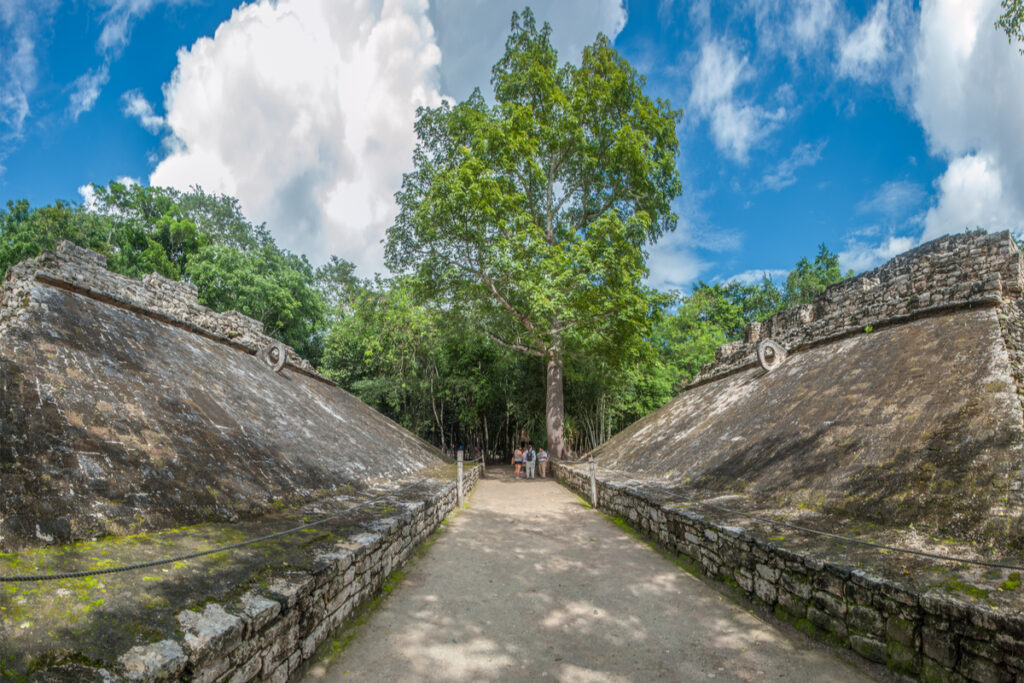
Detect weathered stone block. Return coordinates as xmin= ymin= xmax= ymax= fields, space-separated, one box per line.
xmin=178 ymin=604 xmax=244 ymax=661
xmin=778 ymin=589 xmax=808 ymax=619
xmin=812 ymin=589 xmax=846 ymax=618
xmin=754 ymin=577 xmax=777 ymax=604
xmin=850 ymin=634 xmax=887 ymax=664
xmin=119 ymin=639 xmax=188 ymax=682
xmin=807 ymin=606 xmax=847 ymax=640
xmin=238 ymin=591 xmax=281 ymax=636
xmin=923 ymin=627 xmax=959 ymax=668
xmin=886 ymin=615 xmax=917 ymax=647
xmin=959 ymin=653 xmax=1005 ymax=683
xmin=886 ymin=639 xmax=919 ymax=676
xmin=848 ymin=605 xmax=884 ymax=636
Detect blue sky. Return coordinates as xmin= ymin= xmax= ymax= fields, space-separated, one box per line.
xmin=1 ymin=0 xmax=1022 ymax=292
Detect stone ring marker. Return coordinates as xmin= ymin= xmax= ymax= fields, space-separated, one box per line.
xmin=757 ymin=339 xmax=787 ymax=372
xmin=258 ymin=341 xmax=287 ymax=373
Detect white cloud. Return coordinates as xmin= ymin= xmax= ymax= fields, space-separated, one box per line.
xmin=913 ymin=0 xmax=1024 ymax=239
xmin=726 ymin=268 xmax=789 ymax=286
xmin=856 ymin=179 xmax=926 ymax=219
xmin=922 ymin=154 xmax=1021 ymax=238
xmin=746 ymin=0 xmax=839 ymax=58
xmin=646 ymin=227 xmax=710 ymax=292
xmin=427 ymin=1 xmax=626 ymax=101
xmin=689 ymin=39 xmax=786 ymax=163
xmin=0 ymin=0 xmax=58 ymax=144
xmin=121 ymin=89 xmax=165 ymax=133
xmin=838 ymin=0 xmax=889 ymax=80
xmin=151 ymin=0 xmax=625 ymax=276
xmin=839 ymin=233 xmax=918 ymax=273
xmin=68 ymin=65 xmax=110 ymax=120
xmin=78 ymin=176 xmax=138 ymax=210
xmin=760 ymin=140 xmax=826 ymax=191
xmin=97 ymin=0 xmax=187 ymax=55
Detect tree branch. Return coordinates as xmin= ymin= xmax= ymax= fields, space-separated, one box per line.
xmin=484 ymin=329 xmax=546 ymax=357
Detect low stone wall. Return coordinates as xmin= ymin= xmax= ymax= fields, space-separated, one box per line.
xmin=554 ymin=462 xmax=1024 ymax=682
xmin=113 ymin=466 xmax=480 ymax=682
xmin=694 ymin=230 xmax=1023 ymax=386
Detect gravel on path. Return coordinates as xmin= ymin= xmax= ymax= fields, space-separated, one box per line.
xmin=305 ymin=467 xmax=879 ymax=682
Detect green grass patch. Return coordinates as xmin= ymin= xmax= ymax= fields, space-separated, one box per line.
xmin=1001 ymin=572 xmax=1021 ymax=592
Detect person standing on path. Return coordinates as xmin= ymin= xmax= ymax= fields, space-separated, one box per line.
xmin=512 ymin=443 xmax=524 ymax=478
xmin=524 ymin=444 xmax=536 ymax=479
xmin=537 ymin=446 xmax=549 ymax=478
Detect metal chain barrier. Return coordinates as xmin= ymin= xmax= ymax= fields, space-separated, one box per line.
xmin=1 ymin=498 xmax=387 ymax=583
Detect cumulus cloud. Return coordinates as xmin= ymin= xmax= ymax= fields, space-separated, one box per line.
xmin=689 ymin=39 xmax=786 ymax=163
xmin=427 ymin=0 xmax=626 ymax=100
xmin=646 ymin=227 xmax=710 ymax=292
xmin=151 ymin=0 xmax=625 ymax=276
xmin=121 ymin=90 xmax=165 ymax=133
xmin=913 ymin=0 xmax=1024 ymax=239
xmin=922 ymin=154 xmax=1020 ymax=238
xmin=760 ymin=140 xmax=826 ymax=191
xmin=839 ymin=233 xmax=918 ymax=273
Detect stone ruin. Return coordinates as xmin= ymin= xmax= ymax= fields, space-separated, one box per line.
xmin=0 ymin=241 xmax=479 ymax=679
xmin=5 ymin=232 xmax=1024 ymax=681
xmin=556 ymin=230 xmax=1024 ymax=681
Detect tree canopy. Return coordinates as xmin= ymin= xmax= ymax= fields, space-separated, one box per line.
xmin=386 ymin=9 xmax=682 ymax=457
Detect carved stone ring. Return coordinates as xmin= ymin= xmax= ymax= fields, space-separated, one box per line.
xmin=757 ymin=339 xmax=787 ymax=372
xmin=258 ymin=341 xmax=287 ymax=373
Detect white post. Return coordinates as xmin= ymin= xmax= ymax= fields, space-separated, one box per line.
xmin=588 ymin=454 xmax=598 ymax=508
xmin=457 ymin=450 xmax=464 ymax=508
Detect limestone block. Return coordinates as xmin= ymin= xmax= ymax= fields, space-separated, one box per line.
xmin=849 ymin=634 xmax=887 ymax=664
xmin=177 ymin=604 xmax=244 ymax=661
xmin=848 ymin=605 xmax=884 ymax=636
xmin=266 ymin=574 xmax=315 ymax=609
xmin=239 ymin=591 xmax=281 ymax=636
xmin=119 ymin=640 xmax=187 ymax=682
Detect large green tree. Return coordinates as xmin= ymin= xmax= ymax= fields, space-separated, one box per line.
xmin=386 ymin=9 xmax=681 ymax=458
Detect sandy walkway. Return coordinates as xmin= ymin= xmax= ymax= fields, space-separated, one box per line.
xmin=305 ymin=467 xmax=878 ymax=682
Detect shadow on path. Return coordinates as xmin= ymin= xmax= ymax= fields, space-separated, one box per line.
xmin=306 ymin=467 xmax=878 ymax=682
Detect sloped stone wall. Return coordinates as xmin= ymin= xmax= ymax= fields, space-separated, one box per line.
xmin=0 ymin=241 xmax=316 ymax=376
xmin=695 ymin=231 xmax=1023 ymax=386
xmin=554 ymin=463 xmax=1024 ymax=681
xmin=114 ymin=467 xmax=480 ymax=682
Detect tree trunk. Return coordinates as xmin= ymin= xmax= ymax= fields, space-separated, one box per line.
xmin=545 ymin=330 xmax=565 ymax=459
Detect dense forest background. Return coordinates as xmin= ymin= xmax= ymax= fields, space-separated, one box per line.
xmin=0 ymin=181 xmax=849 ymax=457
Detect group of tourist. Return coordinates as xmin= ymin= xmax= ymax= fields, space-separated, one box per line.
xmin=511 ymin=442 xmax=548 ymax=479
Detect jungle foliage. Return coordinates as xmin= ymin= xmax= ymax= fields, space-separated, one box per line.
xmin=0 ymin=12 xmax=853 ymax=458
xmin=0 ymin=185 xmax=847 ymax=457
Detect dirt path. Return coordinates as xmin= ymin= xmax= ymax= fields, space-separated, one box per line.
xmin=305 ymin=467 xmax=879 ymax=682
